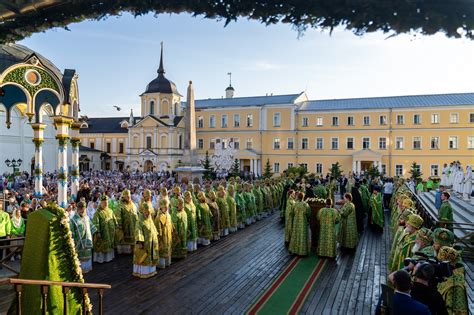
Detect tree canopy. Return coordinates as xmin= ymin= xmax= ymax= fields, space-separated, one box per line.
xmin=0 ymin=0 xmax=472 ymax=43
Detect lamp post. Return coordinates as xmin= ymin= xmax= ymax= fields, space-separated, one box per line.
xmin=5 ymin=158 xmax=22 ymax=173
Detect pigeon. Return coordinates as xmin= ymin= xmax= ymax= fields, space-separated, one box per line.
xmin=113 ymin=106 xmax=121 ymax=111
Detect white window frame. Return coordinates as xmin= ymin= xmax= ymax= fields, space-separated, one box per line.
xmin=273 ymin=112 xmax=281 ymax=127
xmin=316 ymin=163 xmax=323 ymax=174
xmin=379 ymin=115 xmax=387 ymax=125
xmin=301 ymin=138 xmax=309 ymax=150
xmin=316 ymin=137 xmax=323 ymax=150
xmin=198 ymin=138 xmax=204 ymax=149
xmin=395 ymin=137 xmax=404 ymax=150
xmin=413 ymin=114 xmax=421 ymax=125
xmin=396 ymin=114 xmax=405 ymax=125
xmin=395 ymin=164 xmax=404 ymax=177
xmin=287 ymin=137 xmax=294 ymax=150
xmin=210 ymin=138 xmax=215 ymax=149
xmin=209 ymin=115 xmax=216 ymax=128
xmin=197 ymin=116 xmax=204 ymax=128
xmin=316 ymin=117 xmax=323 ymax=127
xmin=346 ymin=137 xmax=354 ymax=150
xmin=412 ymin=136 xmax=422 ymax=150
xmin=430 ymin=136 xmax=440 ymax=150
xmin=431 ymin=113 xmax=440 ymax=124
xmin=379 ymin=137 xmax=387 ymax=150
xmin=363 ymin=116 xmax=371 ymax=126
xmin=331 ymin=137 xmax=339 ymax=150
xmin=273 ymin=162 xmax=280 ymax=173
xmin=362 ymin=137 xmax=371 ymax=150
xmin=233 ymin=114 xmax=240 ymax=127
xmin=273 ymin=138 xmax=281 ymax=150
xmin=467 ymin=136 xmax=474 ymax=149
xmin=450 ymin=113 xmax=459 ymax=124
xmin=302 ymin=117 xmax=309 ymax=127
xmin=287 ymin=162 xmax=294 ymax=169
xmin=469 ymin=112 xmax=474 ymax=123
xmin=430 ymin=164 xmax=439 ymax=176
xmin=347 ymin=116 xmax=354 ymax=126
xmin=246 ymin=138 xmax=253 ymax=149
xmin=246 ymin=114 xmax=253 ymax=127
xmin=221 ymin=114 xmax=228 ymax=128
xmin=448 ymin=136 xmax=458 ymax=149
xmin=332 ymin=116 xmax=339 ymax=126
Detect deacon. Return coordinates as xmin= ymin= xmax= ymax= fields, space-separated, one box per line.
xmin=133 ymin=203 xmax=159 ymax=278
xmin=339 ymin=193 xmax=358 ymax=251
xmin=288 ymin=192 xmax=311 ymax=256
xmin=92 ymin=195 xmax=117 ymax=263
xmin=70 ymin=201 xmax=97 ymax=273
xmin=116 ymin=189 xmax=139 ymax=254
xmin=317 ymin=198 xmax=340 ymax=258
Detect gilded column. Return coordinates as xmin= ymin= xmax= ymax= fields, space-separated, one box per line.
xmin=54 ymin=116 xmax=73 ymax=208
xmin=31 ymin=123 xmax=46 ymax=197
xmin=70 ymin=122 xmax=82 ymax=201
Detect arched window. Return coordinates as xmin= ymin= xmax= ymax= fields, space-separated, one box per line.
xmin=161 ymin=100 xmax=169 ymax=115
xmin=146 ymin=136 xmax=152 ymax=149
xmin=150 ymin=100 xmax=155 ymax=115
xmin=161 ymin=134 xmax=168 ymax=149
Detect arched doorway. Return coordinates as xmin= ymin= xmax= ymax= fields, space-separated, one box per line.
xmin=144 ymin=160 xmax=153 ymax=172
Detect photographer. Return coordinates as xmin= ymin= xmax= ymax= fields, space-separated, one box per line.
xmin=388 ymin=269 xmax=431 ymax=315
xmin=410 ymin=262 xmax=448 ymax=315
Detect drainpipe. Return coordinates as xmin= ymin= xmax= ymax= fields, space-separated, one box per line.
xmin=388 ymin=107 xmax=393 ymax=177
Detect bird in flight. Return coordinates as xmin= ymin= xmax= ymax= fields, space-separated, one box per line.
xmin=113 ymin=106 xmax=121 ymax=111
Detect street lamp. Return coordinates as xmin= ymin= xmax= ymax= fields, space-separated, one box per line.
xmin=5 ymin=158 xmax=22 ymax=174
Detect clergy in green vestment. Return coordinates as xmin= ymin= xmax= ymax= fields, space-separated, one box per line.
xmin=437 ymin=246 xmax=468 ymax=315
xmin=169 ymin=186 xmax=182 ymax=215
xmin=317 ymin=199 xmax=340 ymax=258
xmin=172 ymin=197 xmax=188 ymax=259
xmin=208 ymin=191 xmax=221 ymax=241
xmin=288 ymin=192 xmax=311 ymax=256
xmin=155 ymin=198 xmax=173 ymax=269
xmin=227 ymin=185 xmax=238 ymax=233
xmin=389 ymin=214 xmax=423 ymax=272
xmin=70 ymin=202 xmax=97 ymax=273
xmin=284 ymin=190 xmax=296 ymax=245
xmin=133 ymin=202 xmax=159 ymax=278
xmin=235 ymin=184 xmax=247 ymax=229
xmin=93 ymin=195 xmax=117 ymax=263
xmin=196 ymin=191 xmax=212 ymax=246
xmin=420 ymin=228 xmax=454 ymax=259
xmin=217 ymin=186 xmax=230 ymax=236
xmin=184 ymin=191 xmax=198 ymax=251
xmin=116 ymin=189 xmax=139 ymax=254
xmin=244 ymin=184 xmax=257 ymax=224
xmin=388 ymin=208 xmax=414 ymax=270
xmin=439 ymin=192 xmax=454 ymax=231
xmin=339 ymin=193 xmax=358 ymax=250
xmin=359 ymin=179 xmax=370 ymax=213
xmin=370 ymin=186 xmax=384 ymax=232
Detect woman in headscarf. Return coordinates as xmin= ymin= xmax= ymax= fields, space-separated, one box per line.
xmin=10 ymin=208 xmax=25 ymax=261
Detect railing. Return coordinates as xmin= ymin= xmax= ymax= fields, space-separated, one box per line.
xmin=0 ymin=236 xmax=24 ymax=275
xmin=7 ymin=278 xmax=111 ymax=315
xmin=405 ymin=184 xmax=474 ymax=260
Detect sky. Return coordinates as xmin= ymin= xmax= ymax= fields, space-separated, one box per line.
xmin=18 ymin=12 xmax=474 ymax=117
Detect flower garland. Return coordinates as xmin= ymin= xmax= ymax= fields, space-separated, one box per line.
xmin=46 ymin=203 xmax=93 ymax=313
xmin=305 ymin=197 xmax=326 ymax=204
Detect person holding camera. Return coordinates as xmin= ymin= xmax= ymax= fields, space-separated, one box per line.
xmin=437 ymin=246 xmax=468 ymax=315
xmin=387 ymin=269 xmax=431 ymax=315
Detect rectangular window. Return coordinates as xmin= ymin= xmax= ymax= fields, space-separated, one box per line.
xmin=209 ymin=115 xmax=216 ymax=128
xmin=379 ymin=115 xmax=387 ymax=125
xmin=413 ymin=137 xmax=422 ymax=149
xmin=302 ymin=117 xmax=309 ymax=127
xmin=197 ymin=116 xmax=204 ymax=128
xmin=222 ymin=141 xmax=227 ymax=150
xmin=413 ymin=114 xmax=421 ymax=125
xmin=316 ymin=117 xmax=323 ymax=126
xmin=221 ymin=115 xmax=228 ymax=128
xmin=145 ymin=137 xmax=151 ymax=149
xmin=90 ymin=142 xmax=95 ymax=149
xmin=301 ymin=164 xmax=308 ymax=171
xmin=273 ymin=162 xmax=280 ymax=173
xmin=379 ymin=137 xmax=387 ymax=150
xmin=347 ymin=116 xmax=354 ymax=126
xmin=246 ymin=114 xmax=253 ymax=127
xmin=382 ymin=164 xmax=386 ymax=175
xmin=347 ymin=137 xmax=354 ymax=150
xmin=232 ymin=138 xmax=240 ymax=149
xmin=246 ymin=138 xmax=253 ymax=149
xmin=107 ymin=142 xmax=112 ymax=153
xmin=363 ymin=116 xmax=370 ymax=126
xmin=449 ymin=136 xmax=458 ymax=149
xmin=430 ymin=137 xmax=440 ymax=149
xmin=287 ymin=138 xmax=294 ymax=150
xmin=470 ymin=113 xmax=474 ymax=123
xmin=198 ymin=139 xmax=204 ymax=149
xmin=273 ymin=113 xmax=281 ymax=127
xmin=362 ymin=137 xmax=370 ymax=149
xmin=468 ymin=136 xmax=474 ymax=149
xmin=331 ymin=137 xmax=339 ymax=150
xmin=287 ymin=162 xmax=294 ymax=168
xmin=119 ymin=142 xmax=124 ymax=153
xmin=431 ymin=165 xmax=439 ymax=176
xmin=450 ymin=113 xmax=459 ymax=124
xmin=301 ymin=138 xmax=309 ymax=150
xmin=396 ymin=115 xmax=404 ymax=125
xmin=316 ymin=163 xmax=323 ymax=174
xmin=395 ymin=164 xmax=404 ymax=176
xmin=431 ymin=113 xmax=440 ymax=124
xmin=273 ymin=138 xmax=281 ymax=150
xmin=396 ymin=137 xmax=404 ymax=149
xmin=332 ymin=116 xmax=339 ymax=126
xmin=316 ymin=137 xmax=323 ymax=150
xmin=233 ymin=114 xmax=240 ymax=127
xmin=210 ymin=139 xmax=215 ymax=149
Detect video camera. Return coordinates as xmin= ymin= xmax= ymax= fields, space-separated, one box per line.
xmin=403 ymin=252 xmax=452 ymax=284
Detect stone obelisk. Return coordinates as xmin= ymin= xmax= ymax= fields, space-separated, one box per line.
xmin=184 ymin=80 xmax=197 ymax=164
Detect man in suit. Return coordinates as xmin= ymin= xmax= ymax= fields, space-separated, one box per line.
xmin=391 ymin=270 xmax=431 ymax=315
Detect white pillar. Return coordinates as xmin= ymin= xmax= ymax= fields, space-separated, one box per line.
xmin=356 ymin=161 xmax=361 ymax=174
xmin=31 ymin=123 xmax=46 ymax=197
xmin=54 ymin=116 xmax=72 ymax=208
xmin=70 ymin=123 xmax=81 ymax=200
xmin=378 ymin=160 xmax=383 ymax=173
xmin=257 ymin=159 xmax=261 ymax=177
xmin=250 ymin=159 xmax=254 ymax=174
xmin=352 ymin=160 xmax=357 ymax=174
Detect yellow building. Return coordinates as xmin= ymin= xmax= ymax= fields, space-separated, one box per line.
xmin=79 ymin=51 xmax=474 ymax=178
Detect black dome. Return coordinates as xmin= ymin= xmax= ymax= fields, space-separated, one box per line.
xmin=143 ymin=43 xmax=180 ymax=95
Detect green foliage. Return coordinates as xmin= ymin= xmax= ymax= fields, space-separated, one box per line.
xmin=312 ymin=184 xmax=327 ymax=199
xmin=263 ymin=158 xmax=273 ymax=179
xmin=230 ymin=159 xmax=240 ymax=177
xmin=285 ymin=165 xmax=307 ymax=178
xmin=329 ymin=162 xmax=343 ymax=179
xmin=0 ymin=1 xmax=472 ymax=43
xmin=409 ymin=161 xmax=423 ymax=182
xmin=202 ymin=151 xmax=215 ymax=180
xmin=367 ymin=165 xmax=380 ymax=178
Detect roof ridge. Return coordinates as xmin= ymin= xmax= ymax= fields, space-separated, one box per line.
xmin=194 ymin=92 xmax=303 ymax=102
xmin=306 ymin=92 xmax=474 ymax=103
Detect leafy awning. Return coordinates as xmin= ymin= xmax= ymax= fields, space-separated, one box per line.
xmin=0 ymin=0 xmax=473 ymax=43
